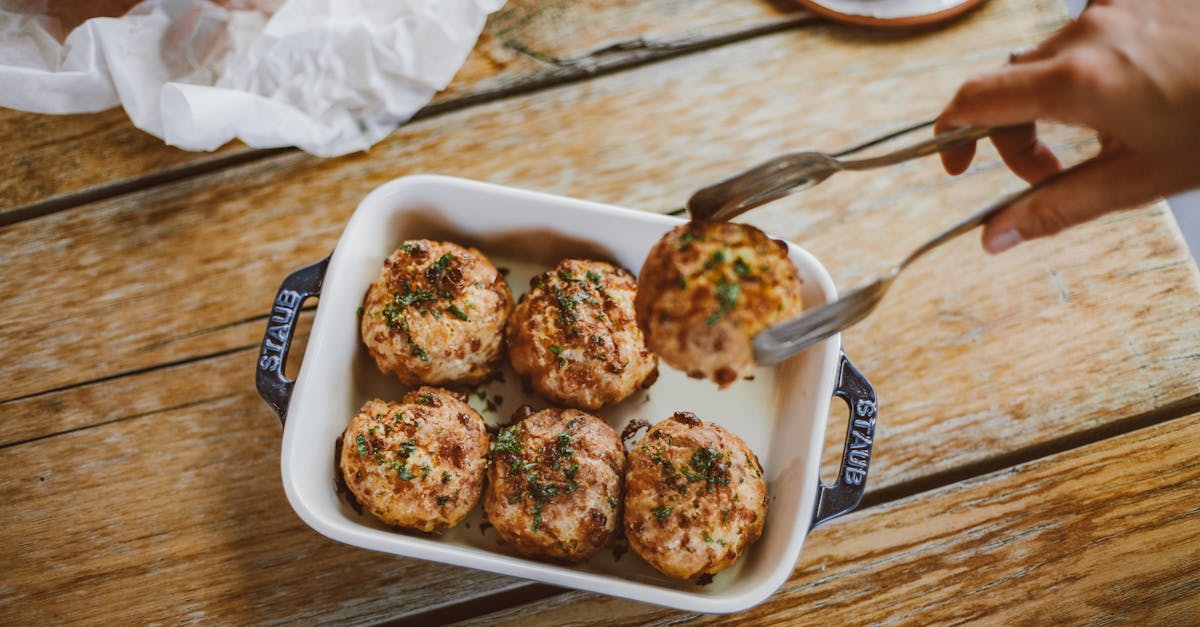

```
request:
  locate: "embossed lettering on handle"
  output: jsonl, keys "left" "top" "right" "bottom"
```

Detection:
{"left": 255, "top": 257, "right": 330, "bottom": 424}
{"left": 810, "top": 352, "right": 878, "bottom": 530}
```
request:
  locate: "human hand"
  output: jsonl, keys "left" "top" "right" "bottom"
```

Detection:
{"left": 936, "top": 0, "right": 1200, "bottom": 254}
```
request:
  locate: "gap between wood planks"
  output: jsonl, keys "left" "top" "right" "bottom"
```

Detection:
{"left": 3, "top": 327, "right": 1197, "bottom": 621}
{"left": 0, "top": 14, "right": 819, "bottom": 229}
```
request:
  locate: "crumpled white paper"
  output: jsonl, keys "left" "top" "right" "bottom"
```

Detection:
{"left": 0, "top": 0, "right": 506, "bottom": 156}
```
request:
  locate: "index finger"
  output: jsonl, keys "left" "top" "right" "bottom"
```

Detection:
{"left": 939, "top": 59, "right": 1081, "bottom": 130}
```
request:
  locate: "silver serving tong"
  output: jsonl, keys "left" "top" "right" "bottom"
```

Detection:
{"left": 686, "top": 125, "right": 992, "bottom": 223}
{"left": 751, "top": 181, "right": 1043, "bottom": 365}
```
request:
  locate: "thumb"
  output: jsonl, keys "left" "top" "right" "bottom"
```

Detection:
{"left": 981, "top": 149, "right": 1162, "bottom": 254}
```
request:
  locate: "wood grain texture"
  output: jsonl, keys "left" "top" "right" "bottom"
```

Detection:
{"left": 4, "top": 0, "right": 1197, "bottom": 497}
{"left": 0, "top": 0, "right": 1066, "bottom": 399}
{"left": 0, "top": 349, "right": 535, "bottom": 625}
{"left": 453, "top": 412, "right": 1200, "bottom": 625}
{"left": 0, "top": 0, "right": 812, "bottom": 216}
{"left": 3, "top": 0, "right": 1199, "bottom": 622}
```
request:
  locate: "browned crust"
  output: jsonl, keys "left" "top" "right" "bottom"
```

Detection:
{"left": 361, "top": 240, "right": 513, "bottom": 386}
{"left": 506, "top": 259, "right": 658, "bottom": 409}
{"left": 339, "top": 389, "right": 490, "bottom": 532}
{"left": 623, "top": 413, "right": 768, "bottom": 580}
{"left": 484, "top": 408, "right": 626, "bottom": 562}
{"left": 635, "top": 222, "right": 803, "bottom": 387}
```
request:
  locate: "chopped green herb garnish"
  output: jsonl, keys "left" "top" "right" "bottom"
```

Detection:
{"left": 442, "top": 471, "right": 452, "bottom": 484}
{"left": 419, "top": 464, "right": 432, "bottom": 478}
{"left": 651, "top": 505, "right": 672, "bottom": 522}
{"left": 550, "top": 284, "right": 581, "bottom": 335}
{"left": 548, "top": 345, "right": 566, "bottom": 368}
{"left": 733, "top": 257, "right": 751, "bottom": 276}
{"left": 494, "top": 425, "right": 523, "bottom": 454}
{"left": 412, "top": 346, "right": 430, "bottom": 362}
{"left": 565, "top": 462, "right": 580, "bottom": 480}
{"left": 395, "top": 463, "right": 418, "bottom": 481}
{"left": 690, "top": 446, "right": 720, "bottom": 474}
{"left": 427, "top": 253, "right": 456, "bottom": 279}
{"left": 355, "top": 434, "right": 369, "bottom": 456}
{"left": 437, "top": 496, "right": 450, "bottom": 506}
{"left": 526, "top": 472, "right": 560, "bottom": 533}
{"left": 676, "top": 233, "right": 696, "bottom": 249}
{"left": 706, "top": 279, "right": 741, "bottom": 325}
{"left": 397, "top": 439, "right": 417, "bottom": 458}
{"left": 651, "top": 449, "right": 676, "bottom": 477}
{"left": 417, "top": 393, "right": 436, "bottom": 406}
{"left": 527, "top": 474, "right": 559, "bottom": 503}
{"left": 446, "top": 304, "right": 469, "bottom": 321}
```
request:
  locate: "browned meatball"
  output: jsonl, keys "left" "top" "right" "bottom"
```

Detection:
{"left": 507, "top": 259, "right": 659, "bottom": 410}
{"left": 624, "top": 412, "right": 768, "bottom": 580}
{"left": 362, "top": 240, "right": 513, "bottom": 387}
{"left": 635, "top": 222, "right": 804, "bottom": 387}
{"left": 339, "top": 389, "right": 490, "bottom": 532}
{"left": 484, "top": 408, "right": 625, "bottom": 562}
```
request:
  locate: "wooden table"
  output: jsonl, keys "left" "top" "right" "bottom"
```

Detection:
{"left": 3, "top": 0, "right": 1199, "bottom": 623}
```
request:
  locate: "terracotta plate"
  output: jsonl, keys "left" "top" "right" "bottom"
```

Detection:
{"left": 794, "top": 0, "right": 989, "bottom": 28}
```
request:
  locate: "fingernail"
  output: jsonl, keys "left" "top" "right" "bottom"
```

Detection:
{"left": 985, "top": 229, "right": 1023, "bottom": 254}
{"left": 1008, "top": 45, "right": 1035, "bottom": 64}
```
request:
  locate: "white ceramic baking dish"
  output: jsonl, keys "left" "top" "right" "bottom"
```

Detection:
{"left": 256, "top": 175, "right": 878, "bottom": 614}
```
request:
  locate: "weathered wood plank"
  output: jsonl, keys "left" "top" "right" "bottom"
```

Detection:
{"left": 6, "top": 0, "right": 1199, "bottom": 502}
{"left": 0, "top": 0, "right": 1065, "bottom": 402}
{"left": 0, "top": 0, "right": 813, "bottom": 216}
{"left": 0, "top": 349, "right": 534, "bottom": 625}
{"left": 5, "top": 345, "right": 1195, "bottom": 623}
{"left": 452, "top": 412, "right": 1200, "bottom": 625}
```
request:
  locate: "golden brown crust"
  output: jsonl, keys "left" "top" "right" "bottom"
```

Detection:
{"left": 635, "top": 222, "right": 803, "bottom": 387}
{"left": 339, "top": 390, "right": 490, "bottom": 532}
{"left": 484, "top": 408, "right": 626, "bottom": 562}
{"left": 623, "top": 412, "right": 768, "bottom": 580}
{"left": 361, "top": 240, "right": 513, "bottom": 387}
{"left": 507, "top": 259, "right": 658, "bottom": 410}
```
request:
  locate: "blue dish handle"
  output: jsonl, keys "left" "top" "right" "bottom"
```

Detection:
{"left": 255, "top": 257, "right": 330, "bottom": 424}
{"left": 810, "top": 351, "right": 878, "bottom": 530}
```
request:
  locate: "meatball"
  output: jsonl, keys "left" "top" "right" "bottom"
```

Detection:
{"left": 624, "top": 411, "right": 768, "bottom": 580}
{"left": 362, "top": 240, "right": 513, "bottom": 387}
{"left": 484, "top": 408, "right": 626, "bottom": 562}
{"left": 507, "top": 259, "right": 659, "bottom": 410}
{"left": 635, "top": 221, "right": 803, "bottom": 387}
{"left": 339, "top": 389, "right": 490, "bottom": 532}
